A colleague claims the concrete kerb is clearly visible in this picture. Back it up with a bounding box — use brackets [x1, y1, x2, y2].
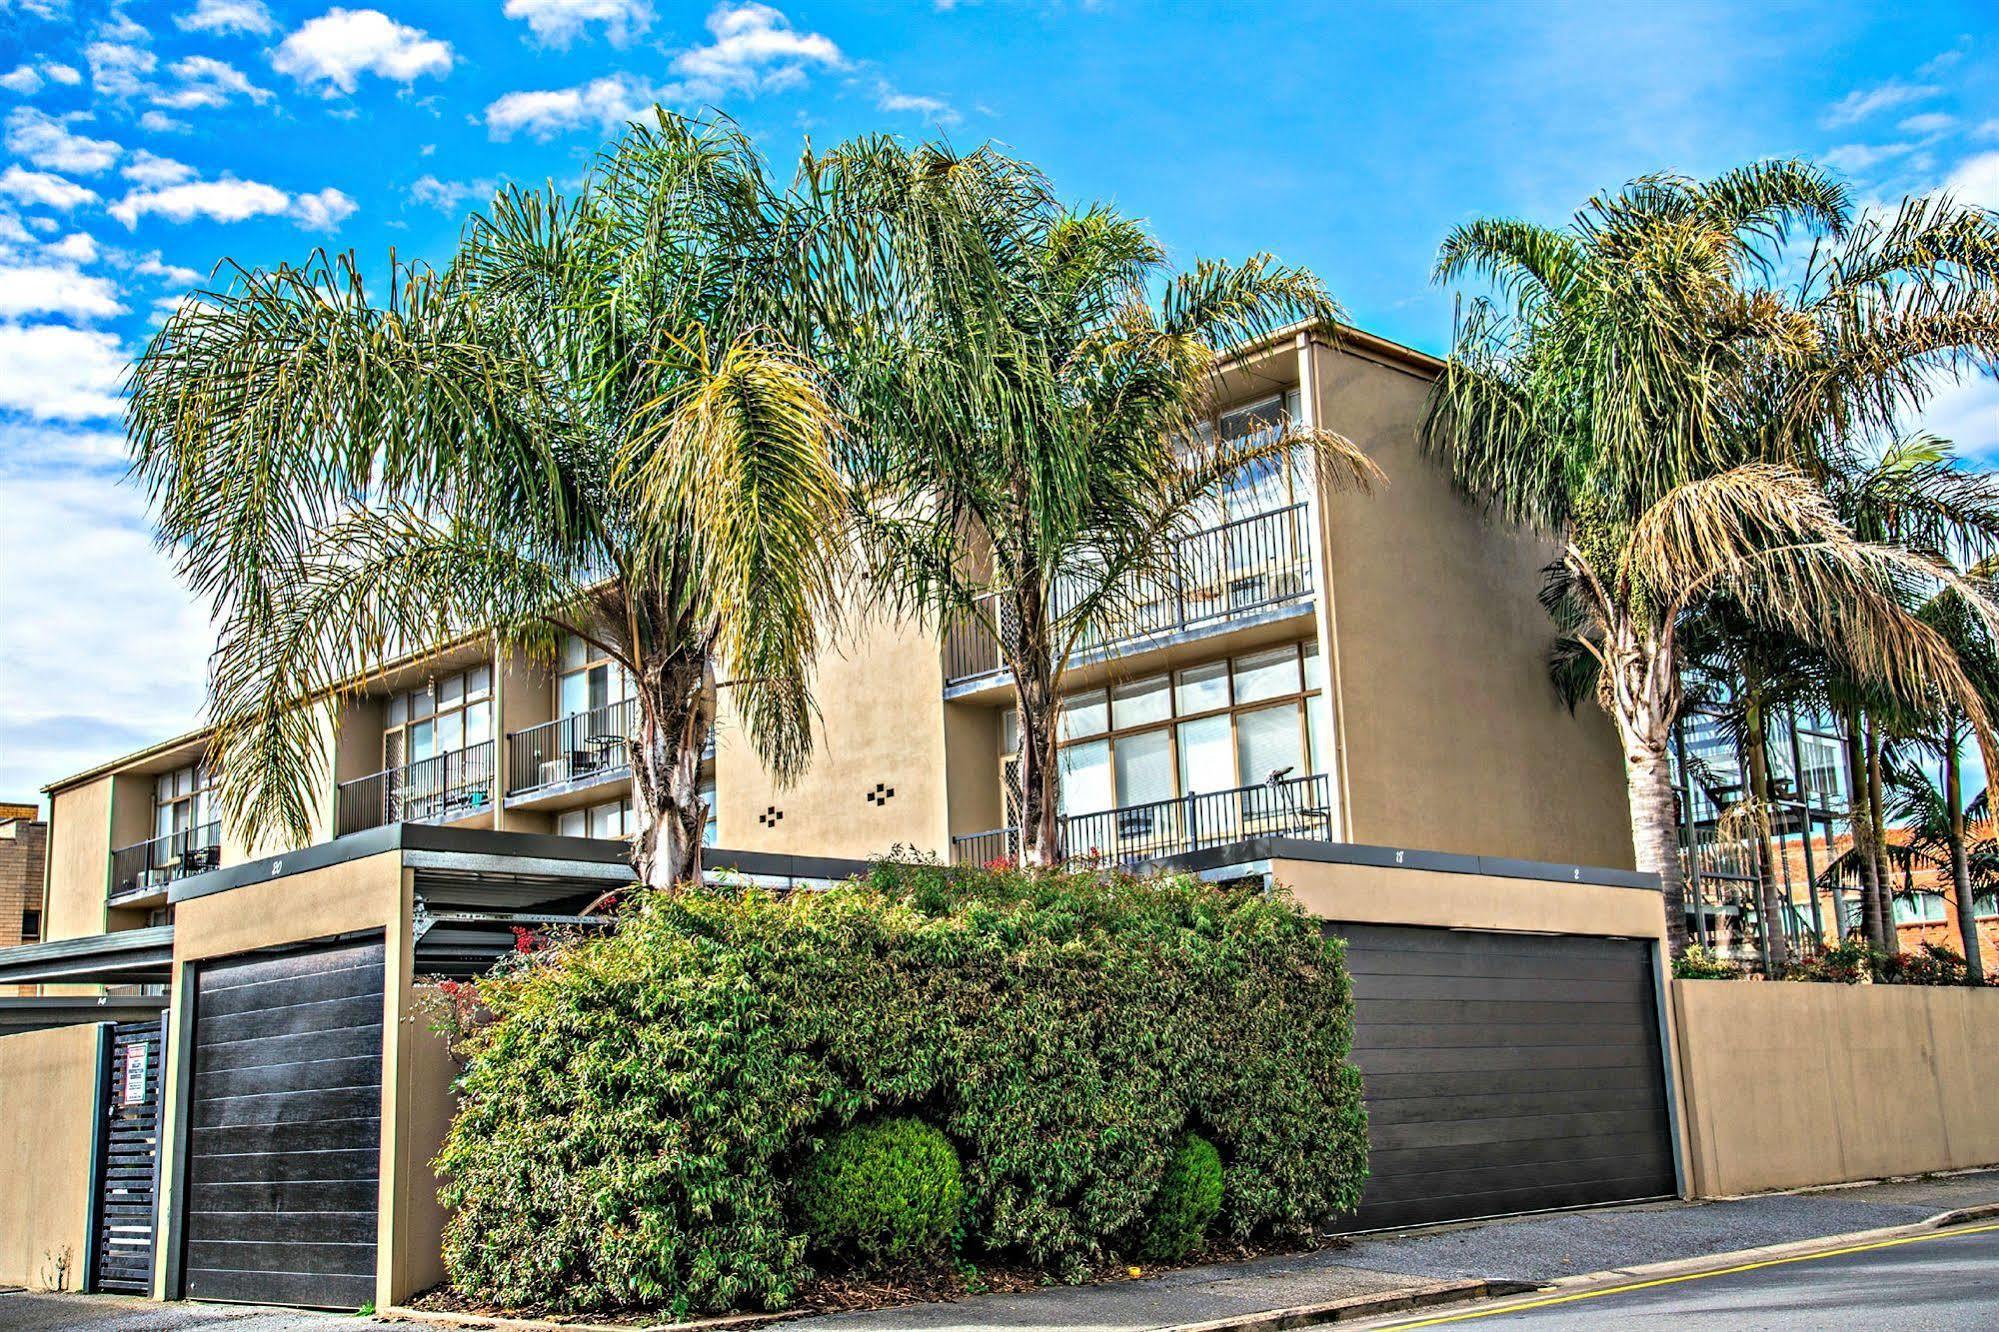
[379, 1306, 793, 1332]
[1163, 1278, 1535, 1332]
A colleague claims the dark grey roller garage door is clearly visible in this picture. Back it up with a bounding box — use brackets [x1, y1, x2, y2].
[182, 937, 384, 1309]
[1331, 923, 1676, 1232]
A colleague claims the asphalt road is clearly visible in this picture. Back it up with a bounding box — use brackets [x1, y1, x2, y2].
[1366, 1222, 1999, 1330]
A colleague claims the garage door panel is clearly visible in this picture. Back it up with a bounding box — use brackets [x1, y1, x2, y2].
[1330, 922, 1675, 1232]
[195, 993, 382, 1045]
[189, 1146, 380, 1186]
[193, 1055, 383, 1101]
[190, 1269, 377, 1310]
[196, 961, 385, 1018]
[1352, 1019, 1660, 1051]
[191, 1117, 384, 1158]
[1347, 970, 1653, 1002]
[192, 1023, 382, 1073]
[1359, 1150, 1678, 1206]
[1369, 1129, 1671, 1176]
[1355, 1043, 1655, 1077]
[193, 1084, 381, 1130]
[184, 938, 383, 1309]
[1364, 1064, 1665, 1101]
[1365, 1085, 1667, 1125]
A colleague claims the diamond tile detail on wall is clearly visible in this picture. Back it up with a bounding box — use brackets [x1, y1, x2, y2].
[865, 783, 896, 807]
[757, 806, 784, 827]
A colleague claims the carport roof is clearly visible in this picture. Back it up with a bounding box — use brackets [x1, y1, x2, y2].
[0, 923, 175, 987]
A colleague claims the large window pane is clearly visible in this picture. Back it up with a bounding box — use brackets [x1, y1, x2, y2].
[1234, 646, 1301, 703]
[463, 701, 492, 746]
[1059, 740, 1113, 815]
[1175, 661, 1230, 715]
[1177, 715, 1233, 793]
[559, 670, 590, 717]
[435, 710, 463, 755]
[409, 719, 435, 762]
[1111, 675, 1171, 729]
[560, 633, 590, 672]
[1236, 703, 1304, 787]
[1114, 729, 1174, 807]
[1059, 690, 1109, 741]
[556, 809, 586, 838]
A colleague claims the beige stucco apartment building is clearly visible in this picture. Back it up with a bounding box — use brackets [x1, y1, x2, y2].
[5, 322, 1765, 1312]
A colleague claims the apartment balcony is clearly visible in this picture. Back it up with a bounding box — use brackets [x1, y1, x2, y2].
[336, 741, 496, 836]
[504, 699, 716, 805]
[109, 822, 222, 903]
[951, 771, 1334, 867]
[943, 501, 1315, 691]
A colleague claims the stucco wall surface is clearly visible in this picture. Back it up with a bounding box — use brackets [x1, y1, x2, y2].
[0, 1023, 101, 1289]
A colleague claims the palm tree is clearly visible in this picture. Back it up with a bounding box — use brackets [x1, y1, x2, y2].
[1427, 162, 1999, 951]
[127, 114, 848, 890]
[817, 141, 1378, 865]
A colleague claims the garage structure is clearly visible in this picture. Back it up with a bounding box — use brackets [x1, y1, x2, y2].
[179, 936, 385, 1309]
[1330, 922, 1678, 1230]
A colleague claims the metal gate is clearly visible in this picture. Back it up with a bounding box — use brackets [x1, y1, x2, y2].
[91, 1018, 165, 1293]
[1332, 923, 1677, 1231]
[181, 937, 384, 1309]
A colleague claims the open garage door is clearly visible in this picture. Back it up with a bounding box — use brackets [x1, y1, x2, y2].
[1331, 923, 1676, 1231]
[181, 936, 384, 1309]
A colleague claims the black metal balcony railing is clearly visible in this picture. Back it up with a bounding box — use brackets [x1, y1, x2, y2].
[951, 772, 1333, 866]
[944, 502, 1314, 686]
[336, 741, 495, 836]
[110, 822, 222, 898]
[506, 698, 639, 797]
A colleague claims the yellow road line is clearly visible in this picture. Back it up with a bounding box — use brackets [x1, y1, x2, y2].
[1379, 1221, 1999, 1327]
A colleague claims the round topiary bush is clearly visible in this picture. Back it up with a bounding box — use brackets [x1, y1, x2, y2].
[1139, 1134, 1224, 1262]
[794, 1117, 964, 1265]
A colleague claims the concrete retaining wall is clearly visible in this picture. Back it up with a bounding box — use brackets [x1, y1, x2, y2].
[0, 1023, 102, 1289]
[1673, 979, 1999, 1196]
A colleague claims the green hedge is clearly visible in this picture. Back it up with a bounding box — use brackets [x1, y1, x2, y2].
[433, 861, 1367, 1315]
[1139, 1134, 1224, 1262]
[794, 1117, 964, 1265]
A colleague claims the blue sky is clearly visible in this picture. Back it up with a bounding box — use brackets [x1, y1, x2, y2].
[0, 0, 1995, 799]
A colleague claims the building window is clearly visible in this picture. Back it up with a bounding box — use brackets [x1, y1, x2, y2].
[1004, 641, 1324, 816]
[19, 908, 39, 943]
[1892, 891, 1948, 926]
[1977, 892, 1998, 920]
[153, 762, 214, 861]
[385, 666, 492, 770]
[556, 784, 716, 847]
[558, 634, 636, 719]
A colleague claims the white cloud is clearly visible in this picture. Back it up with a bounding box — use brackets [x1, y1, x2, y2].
[1944, 151, 1999, 209]
[0, 463, 214, 798]
[0, 262, 126, 319]
[273, 8, 454, 94]
[139, 111, 190, 134]
[175, 0, 275, 35]
[109, 177, 289, 227]
[0, 322, 127, 419]
[504, 0, 653, 46]
[154, 55, 272, 110]
[44, 230, 97, 262]
[1822, 141, 1913, 173]
[409, 174, 496, 211]
[875, 81, 958, 124]
[85, 41, 156, 99]
[123, 149, 196, 187]
[5, 108, 122, 174]
[1919, 369, 1999, 466]
[43, 62, 81, 85]
[1, 65, 44, 95]
[1823, 79, 1938, 128]
[485, 73, 661, 140]
[1898, 111, 1955, 136]
[1977, 119, 1999, 141]
[670, 3, 843, 100]
[484, 5, 842, 140]
[0, 212, 31, 244]
[134, 252, 201, 285]
[0, 165, 99, 209]
[290, 186, 357, 230]
[1, 0, 71, 20]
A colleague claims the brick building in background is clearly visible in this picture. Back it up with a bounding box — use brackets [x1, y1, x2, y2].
[0, 803, 47, 985]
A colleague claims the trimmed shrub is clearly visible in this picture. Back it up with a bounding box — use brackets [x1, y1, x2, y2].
[433, 862, 1368, 1315]
[794, 1117, 963, 1265]
[1671, 944, 1743, 980]
[1139, 1134, 1224, 1262]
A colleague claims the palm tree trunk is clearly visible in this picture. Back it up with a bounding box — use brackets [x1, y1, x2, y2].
[629, 658, 710, 891]
[1842, 710, 1888, 952]
[1943, 727, 1986, 985]
[1005, 575, 1063, 868]
[1867, 726, 1895, 952]
[1607, 625, 1689, 951]
[1744, 700, 1789, 975]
